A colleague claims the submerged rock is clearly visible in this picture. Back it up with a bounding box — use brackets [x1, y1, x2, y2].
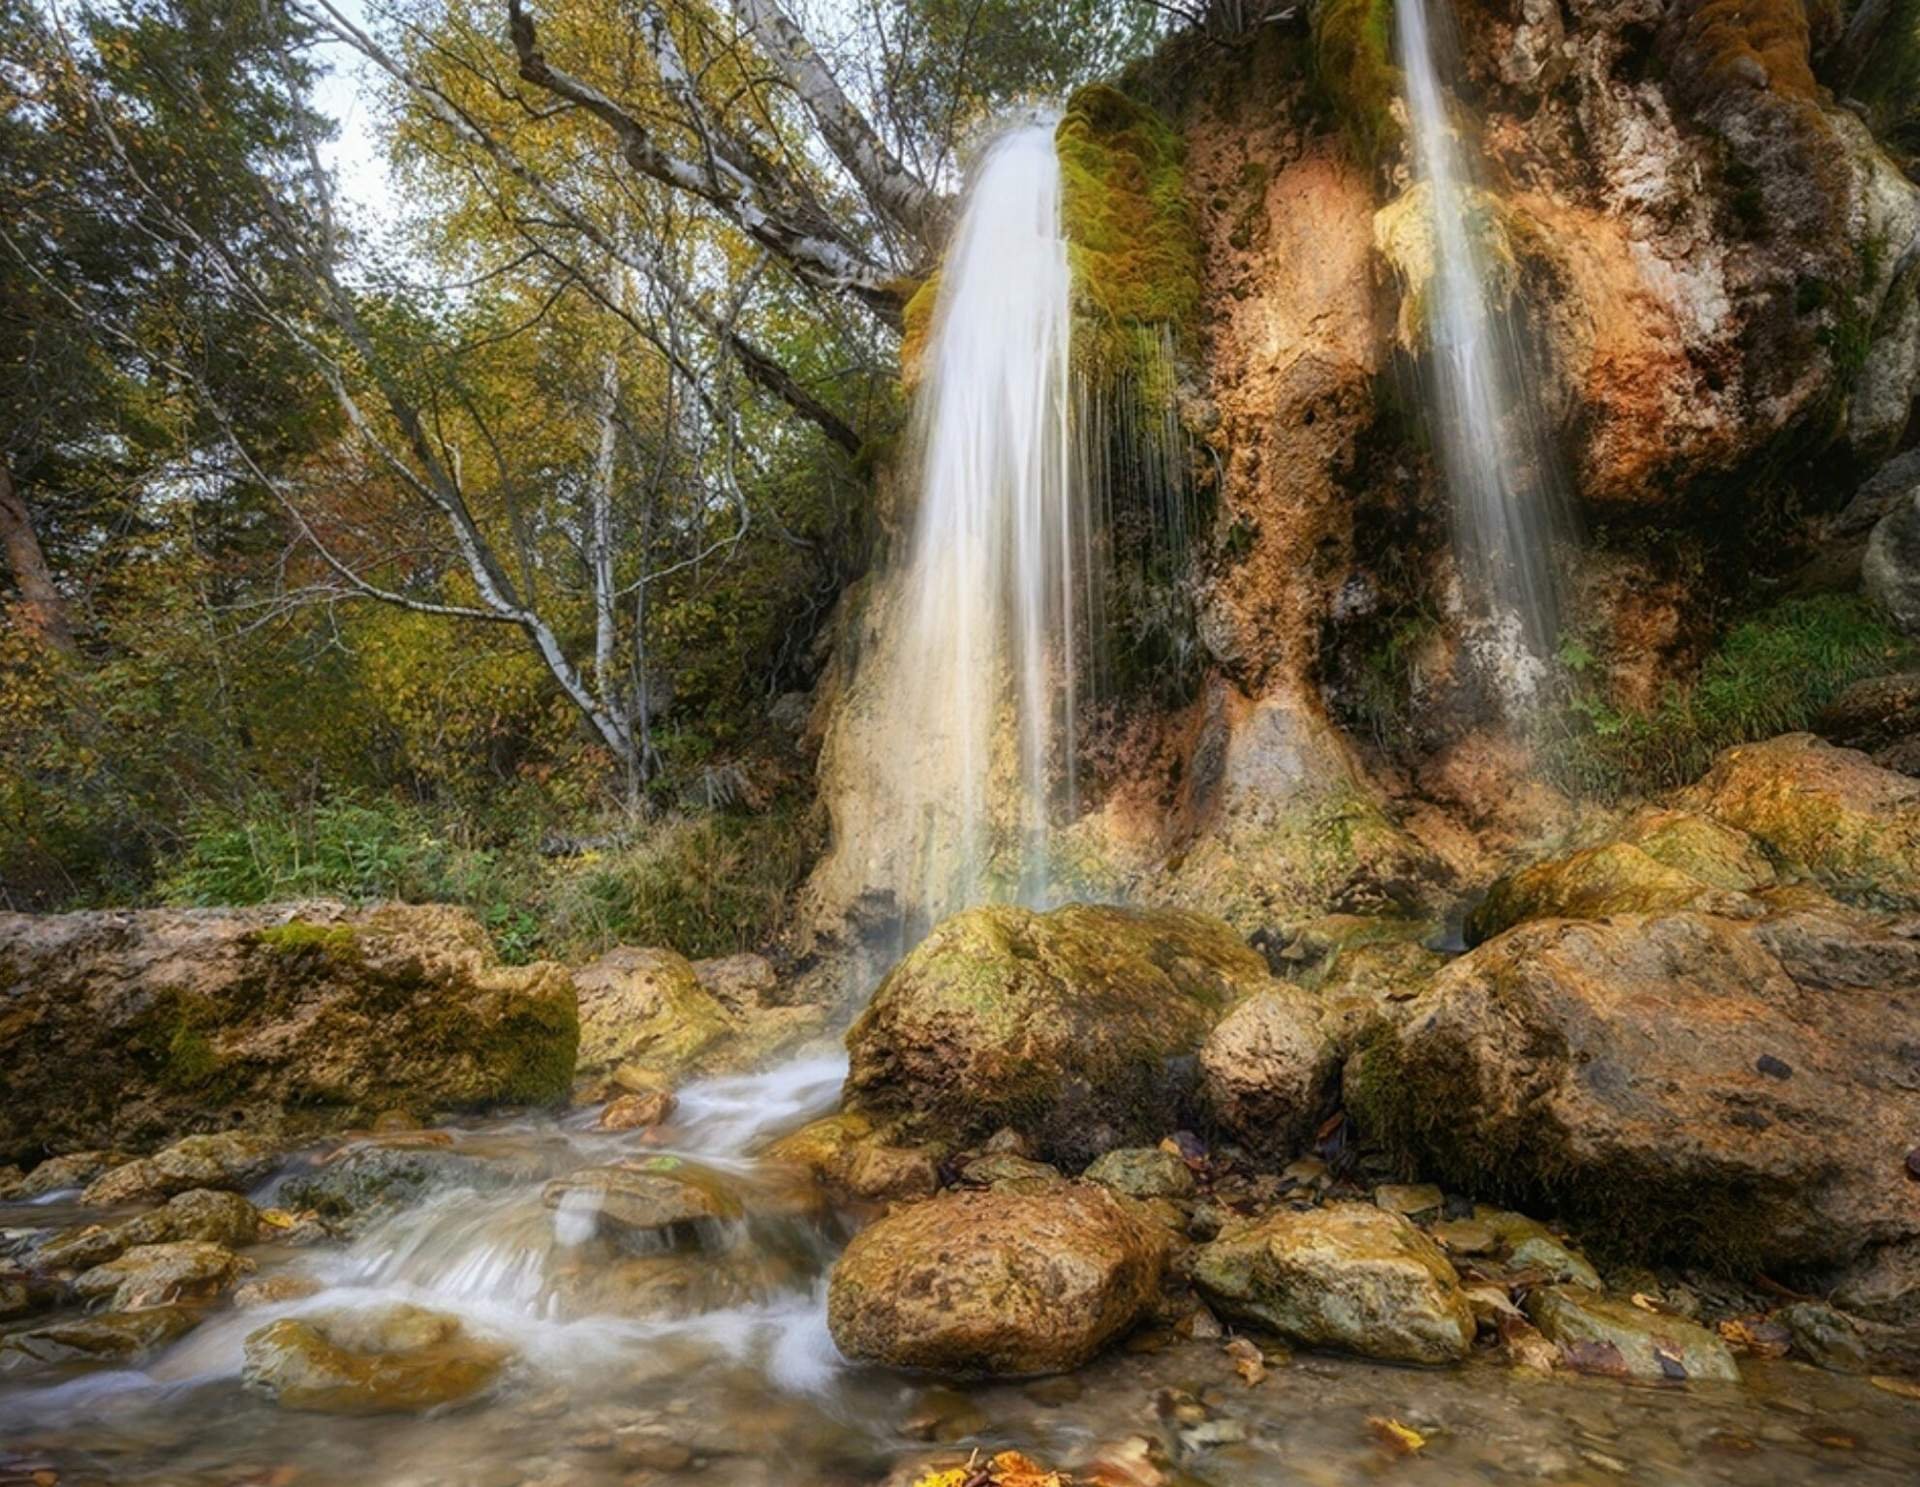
[541, 1160, 743, 1246]
[1348, 900, 1920, 1316]
[844, 903, 1268, 1167]
[241, 1302, 512, 1414]
[0, 1304, 201, 1372]
[1190, 1202, 1474, 1365]
[0, 902, 578, 1163]
[598, 1089, 677, 1132]
[1526, 1286, 1739, 1382]
[82, 1132, 284, 1205]
[278, 1142, 516, 1223]
[35, 1187, 260, 1272]
[72, 1240, 252, 1310]
[828, 1185, 1167, 1376]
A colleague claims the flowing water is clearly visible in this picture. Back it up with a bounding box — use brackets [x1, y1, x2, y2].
[1395, 0, 1571, 705]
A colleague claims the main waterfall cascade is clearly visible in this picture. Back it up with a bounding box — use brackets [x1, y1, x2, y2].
[1395, 0, 1572, 706]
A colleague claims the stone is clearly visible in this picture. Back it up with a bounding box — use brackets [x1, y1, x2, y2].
[0, 902, 578, 1163]
[8, 1150, 133, 1198]
[1082, 1147, 1195, 1201]
[690, 953, 779, 1012]
[827, 1185, 1168, 1376]
[1373, 1184, 1444, 1218]
[277, 1142, 516, 1223]
[0, 1304, 201, 1371]
[1820, 672, 1920, 775]
[1476, 1209, 1602, 1290]
[598, 1090, 677, 1132]
[73, 1240, 252, 1310]
[1348, 902, 1920, 1317]
[1466, 838, 1765, 946]
[1866, 488, 1920, 637]
[541, 1160, 742, 1245]
[573, 946, 733, 1078]
[234, 1272, 326, 1308]
[1428, 1220, 1498, 1257]
[241, 1302, 512, 1414]
[1196, 984, 1341, 1157]
[1191, 1202, 1474, 1365]
[82, 1131, 284, 1205]
[35, 1188, 260, 1272]
[844, 903, 1270, 1167]
[1526, 1286, 1739, 1381]
[956, 1153, 1064, 1193]
[763, 1113, 942, 1203]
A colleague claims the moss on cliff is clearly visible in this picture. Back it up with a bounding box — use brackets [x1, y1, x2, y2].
[1312, 0, 1402, 163]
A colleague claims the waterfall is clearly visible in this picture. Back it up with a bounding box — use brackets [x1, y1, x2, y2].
[1395, 0, 1569, 704]
[874, 122, 1085, 923]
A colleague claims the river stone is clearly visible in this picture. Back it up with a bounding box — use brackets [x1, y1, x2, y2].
[1196, 983, 1341, 1157]
[279, 1142, 515, 1222]
[541, 1160, 742, 1245]
[1676, 734, 1920, 904]
[0, 1304, 201, 1372]
[73, 1240, 252, 1310]
[573, 946, 733, 1078]
[241, 1302, 512, 1414]
[1190, 1202, 1474, 1365]
[827, 1185, 1168, 1376]
[598, 1090, 676, 1131]
[1526, 1286, 1739, 1381]
[1347, 901, 1920, 1315]
[1466, 838, 1765, 946]
[82, 1132, 285, 1205]
[35, 1188, 260, 1272]
[8, 1150, 134, 1199]
[0, 903, 578, 1164]
[1477, 1209, 1602, 1289]
[1082, 1147, 1194, 1200]
[762, 1113, 942, 1203]
[844, 904, 1270, 1168]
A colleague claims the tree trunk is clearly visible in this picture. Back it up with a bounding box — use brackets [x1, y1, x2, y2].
[0, 456, 76, 656]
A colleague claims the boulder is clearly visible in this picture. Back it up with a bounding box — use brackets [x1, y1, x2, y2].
[827, 1185, 1167, 1376]
[954, 1153, 1064, 1194]
[691, 953, 779, 1012]
[72, 1241, 252, 1311]
[843, 904, 1270, 1167]
[762, 1113, 942, 1203]
[0, 1304, 201, 1372]
[278, 1141, 516, 1224]
[1676, 735, 1920, 905]
[541, 1160, 742, 1246]
[1466, 837, 1764, 946]
[35, 1188, 260, 1272]
[1526, 1286, 1739, 1382]
[1347, 902, 1920, 1318]
[1082, 1147, 1194, 1201]
[598, 1089, 676, 1132]
[241, 1303, 511, 1414]
[82, 1132, 284, 1205]
[1866, 486, 1920, 637]
[6, 1150, 134, 1199]
[0, 902, 578, 1163]
[1189, 1202, 1475, 1365]
[1196, 984, 1341, 1156]
[574, 946, 732, 1077]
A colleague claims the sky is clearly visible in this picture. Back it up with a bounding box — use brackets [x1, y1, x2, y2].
[308, 0, 396, 220]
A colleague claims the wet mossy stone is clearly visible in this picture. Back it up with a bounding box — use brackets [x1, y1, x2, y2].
[241, 1303, 511, 1415]
[0, 1304, 204, 1372]
[278, 1142, 516, 1224]
[843, 903, 1271, 1169]
[1527, 1285, 1740, 1381]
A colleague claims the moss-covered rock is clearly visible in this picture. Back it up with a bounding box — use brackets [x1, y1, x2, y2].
[1527, 1285, 1740, 1381]
[35, 1188, 260, 1273]
[1197, 983, 1343, 1158]
[277, 1141, 517, 1226]
[0, 1304, 202, 1373]
[572, 945, 732, 1079]
[73, 1240, 252, 1311]
[844, 903, 1269, 1168]
[762, 1112, 943, 1203]
[241, 1303, 511, 1415]
[81, 1132, 284, 1205]
[1465, 839, 1764, 945]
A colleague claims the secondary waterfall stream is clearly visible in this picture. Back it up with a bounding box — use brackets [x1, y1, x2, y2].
[1395, 0, 1570, 704]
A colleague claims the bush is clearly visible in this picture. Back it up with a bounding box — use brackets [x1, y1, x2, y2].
[1542, 594, 1912, 799]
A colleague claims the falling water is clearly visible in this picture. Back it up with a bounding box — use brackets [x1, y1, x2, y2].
[882, 123, 1082, 920]
[1396, 0, 1569, 704]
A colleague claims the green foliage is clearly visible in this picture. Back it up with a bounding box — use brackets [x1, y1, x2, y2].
[1541, 595, 1913, 799]
[1348, 610, 1443, 750]
[1310, 0, 1402, 163]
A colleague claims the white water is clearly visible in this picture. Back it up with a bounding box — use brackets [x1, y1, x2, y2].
[1396, 0, 1568, 704]
[878, 122, 1082, 922]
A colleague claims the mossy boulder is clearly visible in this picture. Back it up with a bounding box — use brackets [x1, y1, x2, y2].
[843, 903, 1270, 1168]
[35, 1188, 261, 1273]
[241, 1303, 511, 1415]
[73, 1240, 252, 1311]
[81, 1132, 285, 1205]
[827, 1184, 1167, 1377]
[572, 945, 732, 1079]
[1465, 834, 1766, 946]
[0, 903, 578, 1163]
[1526, 1285, 1740, 1381]
[1676, 734, 1920, 905]
[1190, 1202, 1475, 1365]
[1197, 983, 1343, 1158]
[1346, 900, 1920, 1314]
[762, 1112, 943, 1203]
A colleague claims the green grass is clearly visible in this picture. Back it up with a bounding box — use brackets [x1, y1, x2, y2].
[1541, 594, 1912, 799]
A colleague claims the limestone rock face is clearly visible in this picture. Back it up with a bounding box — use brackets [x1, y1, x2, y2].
[0, 902, 578, 1163]
[1348, 902, 1920, 1319]
[1190, 1202, 1475, 1365]
[827, 1185, 1167, 1376]
[241, 1303, 511, 1414]
[843, 903, 1270, 1167]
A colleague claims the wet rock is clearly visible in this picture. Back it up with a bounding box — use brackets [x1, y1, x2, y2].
[233, 1272, 325, 1308]
[763, 1113, 942, 1203]
[1776, 1300, 1920, 1374]
[1866, 485, 1920, 637]
[1190, 1202, 1474, 1365]
[1350, 901, 1920, 1316]
[1676, 735, 1920, 905]
[1373, 1184, 1444, 1219]
[845, 903, 1270, 1167]
[956, 1153, 1064, 1193]
[1083, 1147, 1195, 1201]
[828, 1184, 1167, 1376]
[0, 1304, 201, 1371]
[278, 1142, 515, 1223]
[1476, 1210, 1602, 1289]
[34, 1188, 261, 1272]
[82, 1131, 284, 1205]
[598, 1090, 677, 1132]
[0, 1266, 60, 1320]
[574, 947, 733, 1078]
[1196, 984, 1341, 1157]
[72, 1240, 252, 1310]
[7, 1150, 134, 1199]
[0, 902, 578, 1163]
[1526, 1286, 1739, 1381]
[241, 1302, 512, 1414]
[552, 1249, 789, 1320]
[542, 1160, 742, 1245]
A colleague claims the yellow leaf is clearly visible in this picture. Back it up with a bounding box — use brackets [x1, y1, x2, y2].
[1368, 1417, 1426, 1455]
[1870, 1374, 1920, 1402]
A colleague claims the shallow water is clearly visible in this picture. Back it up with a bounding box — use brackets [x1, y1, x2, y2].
[5, 1058, 1919, 1486]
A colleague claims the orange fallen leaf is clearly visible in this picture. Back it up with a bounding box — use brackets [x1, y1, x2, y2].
[1224, 1336, 1266, 1387]
[1871, 1374, 1920, 1401]
[1368, 1416, 1426, 1454]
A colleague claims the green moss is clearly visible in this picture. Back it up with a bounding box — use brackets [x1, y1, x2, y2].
[1311, 0, 1402, 164]
[253, 921, 359, 959]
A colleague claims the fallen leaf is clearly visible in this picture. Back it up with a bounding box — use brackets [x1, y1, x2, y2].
[1367, 1417, 1425, 1455]
[1224, 1336, 1266, 1387]
[1717, 1317, 1791, 1358]
[1560, 1339, 1631, 1378]
[1630, 1292, 1660, 1313]
[1652, 1345, 1689, 1380]
[1870, 1374, 1920, 1401]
